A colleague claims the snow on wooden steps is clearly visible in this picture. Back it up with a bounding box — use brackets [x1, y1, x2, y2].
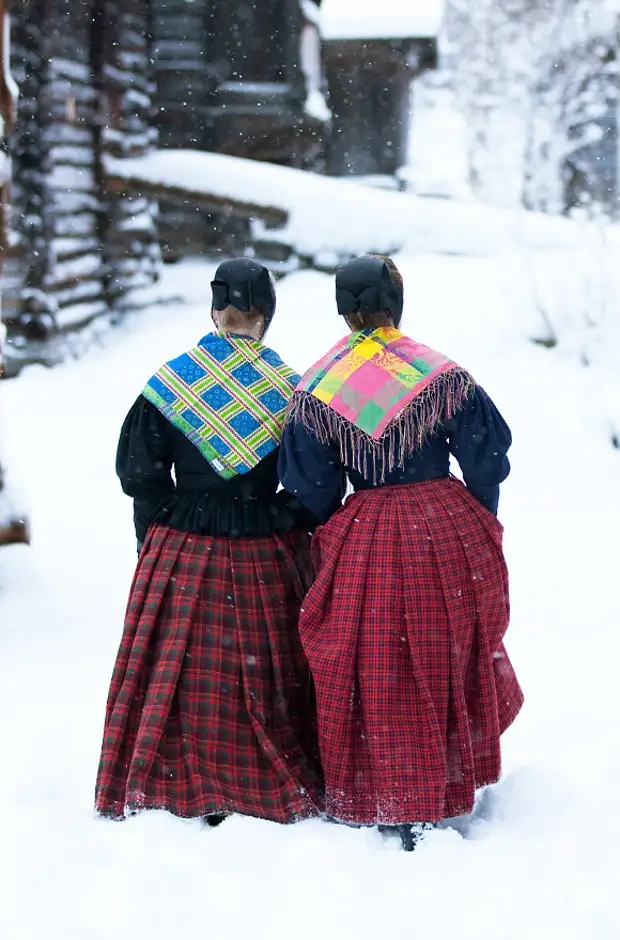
[105, 152, 288, 228]
[105, 149, 590, 266]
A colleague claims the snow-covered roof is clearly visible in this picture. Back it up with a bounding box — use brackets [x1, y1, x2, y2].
[321, 0, 444, 41]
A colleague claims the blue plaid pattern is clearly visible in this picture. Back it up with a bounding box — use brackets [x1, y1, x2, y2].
[143, 333, 300, 479]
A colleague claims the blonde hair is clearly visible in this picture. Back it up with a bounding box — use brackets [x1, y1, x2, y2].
[214, 305, 266, 335]
[344, 255, 404, 331]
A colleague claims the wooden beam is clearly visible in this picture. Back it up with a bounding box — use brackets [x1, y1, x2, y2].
[105, 174, 289, 227]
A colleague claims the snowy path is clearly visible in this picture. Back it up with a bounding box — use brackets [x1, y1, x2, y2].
[1, 259, 619, 939]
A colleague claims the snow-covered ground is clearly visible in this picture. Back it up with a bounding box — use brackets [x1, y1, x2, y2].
[1, 246, 620, 938]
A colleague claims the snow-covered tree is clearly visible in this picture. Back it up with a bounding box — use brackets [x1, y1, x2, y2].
[443, 0, 620, 450]
[445, 0, 620, 216]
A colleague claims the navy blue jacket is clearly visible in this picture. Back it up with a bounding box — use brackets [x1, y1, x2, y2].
[278, 386, 511, 525]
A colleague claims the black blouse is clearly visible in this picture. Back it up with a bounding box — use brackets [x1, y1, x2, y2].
[116, 396, 313, 546]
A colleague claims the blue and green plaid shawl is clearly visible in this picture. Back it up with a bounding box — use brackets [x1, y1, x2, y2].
[143, 332, 300, 479]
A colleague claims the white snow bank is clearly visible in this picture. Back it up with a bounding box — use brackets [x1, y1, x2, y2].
[321, 0, 444, 40]
[106, 150, 604, 261]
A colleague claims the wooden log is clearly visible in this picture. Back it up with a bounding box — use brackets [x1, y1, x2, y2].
[46, 125, 94, 146]
[53, 252, 103, 284]
[54, 279, 106, 308]
[49, 165, 97, 191]
[105, 175, 288, 227]
[51, 192, 100, 213]
[52, 236, 102, 260]
[50, 58, 93, 81]
[55, 300, 108, 330]
[54, 213, 99, 237]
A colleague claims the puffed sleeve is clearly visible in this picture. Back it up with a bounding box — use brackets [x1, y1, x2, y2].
[278, 418, 347, 525]
[116, 395, 175, 546]
[445, 386, 511, 516]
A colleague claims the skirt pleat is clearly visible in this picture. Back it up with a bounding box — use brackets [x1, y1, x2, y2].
[95, 525, 323, 822]
[300, 477, 523, 825]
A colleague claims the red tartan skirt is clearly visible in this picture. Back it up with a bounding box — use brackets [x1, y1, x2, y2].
[301, 477, 523, 826]
[95, 525, 323, 822]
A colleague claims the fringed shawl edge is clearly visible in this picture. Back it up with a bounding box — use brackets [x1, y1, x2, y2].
[287, 367, 475, 483]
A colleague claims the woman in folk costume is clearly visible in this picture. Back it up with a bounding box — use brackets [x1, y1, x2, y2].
[279, 255, 523, 851]
[96, 258, 323, 825]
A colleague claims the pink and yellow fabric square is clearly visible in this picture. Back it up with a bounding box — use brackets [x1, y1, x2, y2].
[297, 327, 458, 440]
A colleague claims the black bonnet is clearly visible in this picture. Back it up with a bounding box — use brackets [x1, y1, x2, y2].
[211, 258, 276, 325]
[335, 256, 403, 328]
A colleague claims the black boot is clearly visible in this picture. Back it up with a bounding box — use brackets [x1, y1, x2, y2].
[398, 822, 434, 852]
[398, 825, 417, 852]
[203, 814, 228, 828]
[378, 822, 433, 851]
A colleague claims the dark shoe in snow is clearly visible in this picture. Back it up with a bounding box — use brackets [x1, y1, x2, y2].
[398, 822, 434, 851]
[378, 822, 434, 851]
[203, 814, 228, 828]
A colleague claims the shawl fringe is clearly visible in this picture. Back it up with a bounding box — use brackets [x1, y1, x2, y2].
[287, 368, 475, 483]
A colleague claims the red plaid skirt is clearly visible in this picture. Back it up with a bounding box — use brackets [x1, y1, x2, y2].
[95, 525, 323, 822]
[301, 477, 523, 825]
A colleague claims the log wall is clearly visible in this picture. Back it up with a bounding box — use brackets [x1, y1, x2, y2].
[3, 0, 159, 371]
[1, 0, 329, 372]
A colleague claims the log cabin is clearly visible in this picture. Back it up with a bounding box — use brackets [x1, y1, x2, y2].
[321, 0, 440, 177]
[0, 0, 29, 546]
[0, 2, 442, 373]
[2, 0, 160, 373]
[1, 0, 328, 370]
[151, 0, 327, 260]
[153, 0, 326, 163]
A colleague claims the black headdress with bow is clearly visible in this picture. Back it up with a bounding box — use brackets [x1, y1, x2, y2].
[335, 256, 403, 328]
[211, 258, 276, 326]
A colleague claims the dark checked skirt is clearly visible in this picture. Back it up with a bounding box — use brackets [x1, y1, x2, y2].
[95, 525, 323, 822]
[301, 477, 523, 826]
